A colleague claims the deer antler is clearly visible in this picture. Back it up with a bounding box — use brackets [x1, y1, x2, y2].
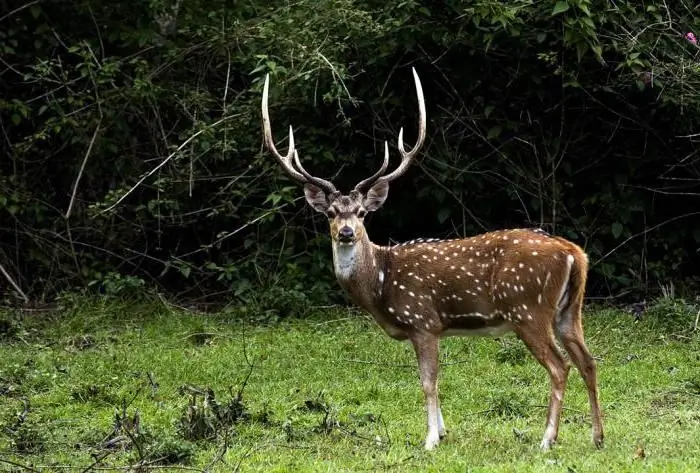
[262, 74, 337, 193]
[353, 141, 389, 193]
[353, 67, 427, 192]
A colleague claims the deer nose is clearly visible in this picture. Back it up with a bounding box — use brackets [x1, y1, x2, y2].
[338, 226, 354, 241]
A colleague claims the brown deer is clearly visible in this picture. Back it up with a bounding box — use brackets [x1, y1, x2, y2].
[260, 68, 604, 452]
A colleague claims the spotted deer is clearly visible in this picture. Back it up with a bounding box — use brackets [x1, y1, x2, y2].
[261, 68, 604, 452]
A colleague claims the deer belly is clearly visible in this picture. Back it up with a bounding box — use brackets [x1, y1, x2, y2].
[443, 324, 513, 337]
[441, 313, 513, 338]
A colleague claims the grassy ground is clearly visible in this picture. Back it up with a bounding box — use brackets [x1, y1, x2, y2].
[1, 296, 699, 472]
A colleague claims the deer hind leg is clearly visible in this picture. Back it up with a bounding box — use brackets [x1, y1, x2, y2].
[410, 331, 441, 450]
[437, 404, 446, 438]
[516, 325, 570, 451]
[555, 300, 604, 449]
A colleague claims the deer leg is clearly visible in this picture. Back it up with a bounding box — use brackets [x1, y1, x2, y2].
[410, 331, 441, 450]
[437, 404, 446, 438]
[555, 307, 604, 448]
[517, 326, 570, 451]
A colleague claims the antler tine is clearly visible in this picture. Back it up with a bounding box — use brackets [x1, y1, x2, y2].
[261, 73, 308, 184]
[353, 141, 390, 193]
[377, 67, 427, 184]
[293, 151, 338, 193]
[262, 73, 337, 193]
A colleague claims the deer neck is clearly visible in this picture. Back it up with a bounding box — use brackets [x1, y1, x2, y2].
[331, 235, 384, 310]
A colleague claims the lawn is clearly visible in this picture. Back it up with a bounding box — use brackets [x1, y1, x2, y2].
[1, 297, 699, 472]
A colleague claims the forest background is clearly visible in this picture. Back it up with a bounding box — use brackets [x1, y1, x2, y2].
[2, 0, 700, 313]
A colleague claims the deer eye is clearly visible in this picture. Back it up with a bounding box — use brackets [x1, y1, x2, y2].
[357, 209, 367, 218]
[326, 209, 337, 219]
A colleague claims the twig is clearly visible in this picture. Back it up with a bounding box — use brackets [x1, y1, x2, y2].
[0, 458, 41, 472]
[4, 464, 208, 471]
[79, 451, 114, 473]
[341, 358, 414, 368]
[694, 308, 699, 331]
[0, 0, 40, 23]
[592, 211, 700, 267]
[103, 115, 238, 213]
[0, 260, 28, 302]
[340, 357, 476, 367]
[66, 120, 102, 219]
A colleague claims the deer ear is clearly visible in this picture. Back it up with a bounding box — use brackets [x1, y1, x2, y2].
[303, 183, 330, 213]
[363, 180, 389, 212]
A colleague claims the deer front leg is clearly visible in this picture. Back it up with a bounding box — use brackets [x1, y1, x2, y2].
[411, 331, 441, 450]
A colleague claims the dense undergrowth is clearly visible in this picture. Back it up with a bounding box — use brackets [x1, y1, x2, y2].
[2, 0, 700, 308]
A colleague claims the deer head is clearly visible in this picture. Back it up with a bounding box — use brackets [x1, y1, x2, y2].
[261, 68, 426, 246]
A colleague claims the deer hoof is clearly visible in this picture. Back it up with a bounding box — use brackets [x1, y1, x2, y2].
[540, 437, 555, 452]
[424, 431, 440, 450]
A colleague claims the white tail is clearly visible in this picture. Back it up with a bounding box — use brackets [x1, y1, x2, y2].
[260, 69, 604, 452]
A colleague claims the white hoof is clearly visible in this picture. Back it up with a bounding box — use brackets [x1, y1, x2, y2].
[540, 437, 555, 452]
[424, 431, 441, 450]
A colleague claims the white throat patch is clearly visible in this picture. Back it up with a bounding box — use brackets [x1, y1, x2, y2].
[332, 242, 358, 280]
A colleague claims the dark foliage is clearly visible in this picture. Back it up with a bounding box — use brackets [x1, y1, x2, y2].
[2, 0, 700, 307]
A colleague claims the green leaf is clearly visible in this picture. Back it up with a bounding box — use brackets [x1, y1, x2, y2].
[611, 222, 623, 239]
[487, 125, 502, 140]
[437, 208, 450, 224]
[693, 228, 700, 243]
[552, 1, 570, 15]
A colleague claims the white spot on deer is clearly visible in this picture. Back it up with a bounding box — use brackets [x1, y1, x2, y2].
[513, 239, 520, 244]
[522, 304, 528, 310]
[518, 263, 524, 268]
[408, 272, 414, 276]
[404, 310, 410, 316]
[537, 293, 542, 304]
[378, 270, 385, 284]
[408, 291, 415, 297]
[536, 277, 541, 285]
[532, 251, 538, 256]
[388, 307, 395, 313]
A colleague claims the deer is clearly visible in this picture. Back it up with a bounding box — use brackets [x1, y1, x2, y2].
[260, 68, 604, 452]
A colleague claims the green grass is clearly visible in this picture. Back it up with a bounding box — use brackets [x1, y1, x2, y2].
[1, 297, 699, 472]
